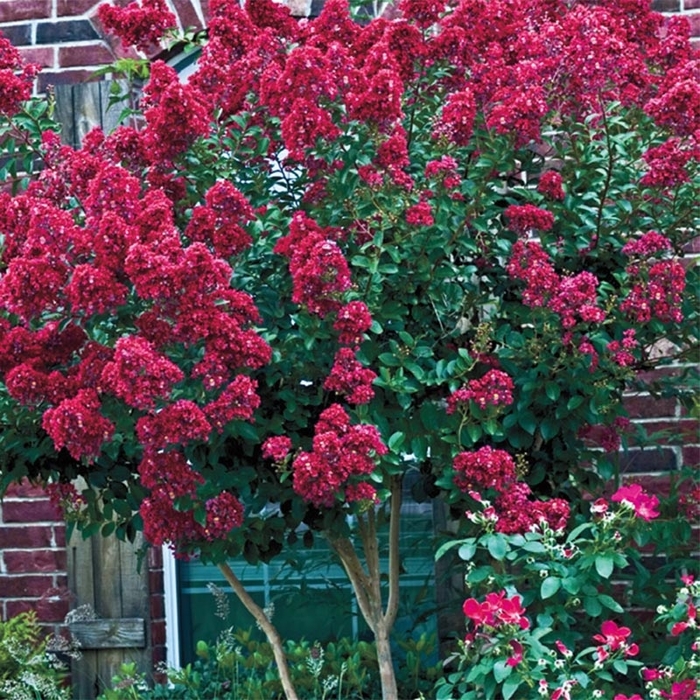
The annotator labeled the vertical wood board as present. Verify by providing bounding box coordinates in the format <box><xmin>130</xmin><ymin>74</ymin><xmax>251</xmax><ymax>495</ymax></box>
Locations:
<box><xmin>54</xmin><ymin>81</ymin><xmax>152</xmax><ymax>700</ymax></box>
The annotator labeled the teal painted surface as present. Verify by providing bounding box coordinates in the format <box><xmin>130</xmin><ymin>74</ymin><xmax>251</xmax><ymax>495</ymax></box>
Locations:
<box><xmin>177</xmin><ymin>498</ymin><xmax>438</xmax><ymax>663</ymax></box>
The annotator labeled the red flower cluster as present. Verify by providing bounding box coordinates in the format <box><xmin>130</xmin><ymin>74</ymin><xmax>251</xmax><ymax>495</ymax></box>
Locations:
<box><xmin>447</xmin><ymin>369</ymin><xmax>514</xmax><ymax>414</ymax></box>
<box><xmin>324</xmin><ymin>348</ymin><xmax>377</xmax><ymax>405</ymax></box>
<box><xmin>611</xmin><ymin>483</ymin><xmax>660</xmax><ymax>521</ymax></box>
<box><xmin>139</xmin><ymin>451</ymin><xmax>244</xmax><ymax>548</ymax></box>
<box><xmin>452</xmin><ymin>447</ymin><xmax>517</xmax><ymax>493</ymax></box>
<box><xmin>262</xmin><ymin>436</ymin><xmax>293</xmax><ymax>463</ymax></box>
<box><xmin>136</xmin><ymin>400</ymin><xmax>212</xmax><ymax>451</ymax></box>
<box><xmin>593</xmin><ymin>620</ymin><xmax>639</xmax><ymax>663</ymax></box>
<box><xmin>42</xmin><ymin>389</ymin><xmax>115</xmax><ymax>462</ymax></box>
<box><xmin>537</xmin><ymin>170</ymin><xmax>565</xmax><ymax>201</ymax></box>
<box><xmin>621</xmin><ymin>259</ymin><xmax>686</xmax><ymax>324</ymax></box>
<box><xmin>504</xmin><ymin>204</ymin><xmax>555</xmax><ymax>235</ymax></box>
<box><xmin>292</xmin><ymin>404</ymin><xmax>386</xmax><ymax>508</ymax></box>
<box><xmin>186</xmin><ymin>181</ymin><xmax>255</xmax><ymax>258</ymax></box>
<box><xmin>0</xmin><ymin>32</ymin><xmax>40</xmax><ymax>116</ymax></box>
<box><xmin>140</xmin><ymin>61</ymin><xmax>211</xmax><ymax>164</ymax></box>
<box><xmin>606</xmin><ymin>329</ymin><xmax>638</xmax><ymax>368</ymax></box>
<box><xmin>454</xmin><ymin>448</ymin><xmax>570</xmax><ymax>534</ymax></box>
<box><xmin>493</xmin><ymin>483</ymin><xmax>570</xmax><ymax>535</ymax></box>
<box><xmin>622</xmin><ymin>231</ymin><xmax>673</xmax><ymax>257</ymax></box>
<box><xmin>405</xmin><ymin>201</ymin><xmax>434</xmax><ymax>227</ymax></box>
<box><xmin>97</xmin><ymin>0</ymin><xmax>176</xmax><ymax>53</ymax></box>
<box><xmin>641</xmin><ymin>137</ymin><xmax>699</xmax><ymax>189</ymax></box>
<box><xmin>101</xmin><ymin>336</ymin><xmax>184</xmax><ymax>410</ymax></box>
<box><xmin>274</xmin><ymin>212</ymin><xmax>351</xmax><ymax>317</ymax></box>
<box><xmin>333</xmin><ymin>301</ymin><xmax>373</xmax><ymax>347</ymax></box>
<box><xmin>507</xmin><ymin>241</ymin><xmax>607</xmax><ymax>332</ymax></box>
<box><xmin>462</xmin><ymin>591</ymin><xmax>529</xmax><ymax>631</ymax></box>
<box><xmin>204</xmin><ymin>375</ymin><xmax>261</xmax><ymax>431</ymax></box>
<box><xmin>433</xmin><ymin>89</ymin><xmax>476</xmax><ymax>146</ymax></box>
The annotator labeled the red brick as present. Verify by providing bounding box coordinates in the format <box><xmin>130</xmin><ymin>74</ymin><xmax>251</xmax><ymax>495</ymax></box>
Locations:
<box><xmin>0</xmin><ymin>574</ymin><xmax>57</xmax><ymax>598</ymax></box>
<box><xmin>6</xmin><ymin>597</ymin><xmax>69</xmax><ymax>623</ymax></box>
<box><xmin>1</xmin><ymin>499</ymin><xmax>62</xmax><ymax>523</ymax></box>
<box><xmin>3</xmin><ymin>549</ymin><xmax>66</xmax><ymax>574</ymax></box>
<box><xmin>152</xmin><ymin>645</ymin><xmax>167</xmax><ymax>678</ymax></box>
<box><xmin>625</xmin><ymin>473</ymin><xmax>672</xmax><ymax>493</ymax></box>
<box><xmin>651</xmin><ymin>0</ymin><xmax>680</xmax><ymax>9</ymax></box>
<box><xmin>629</xmin><ymin>420</ymin><xmax>699</xmax><ymax>446</ymax></box>
<box><xmin>147</xmin><ymin>547</ymin><xmax>163</xmax><ymax>569</ymax></box>
<box><xmin>0</xmin><ymin>0</ymin><xmax>50</xmax><ymax>23</ymax></box>
<box><xmin>623</xmin><ymin>394</ymin><xmax>677</xmax><ymax>420</ymax></box>
<box><xmin>172</xmin><ymin>0</ymin><xmax>204</xmax><ymax>31</ymax></box>
<box><xmin>57</xmin><ymin>0</ymin><xmax>101</xmax><ymax>15</ymax></box>
<box><xmin>151</xmin><ymin>619</ymin><xmax>166</xmax><ymax>646</ymax></box>
<box><xmin>59</xmin><ymin>43</ymin><xmax>115</xmax><ymax>68</ymax></box>
<box><xmin>149</xmin><ymin>570</ymin><xmax>164</xmax><ymax>594</ymax></box>
<box><xmin>4</xmin><ymin>479</ymin><xmax>51</xmax><ymax>499</ymax></box>
<box><xmin>18</xmin><ymin>47</ymin><xmax>55</xmax><ymax>69</ymax></box>
<box><xmin>682</xmin><ymin>445</ymin><xmax>700</xmax><ymax>466</ymax></box>
<box><xmin>688</xmin><ymin>14</ymin><xmax>700</xmax><ymax>37</ymax></box>
<box><xmin>0</xmin><ymin>525</ymin><xmax>53</xmax><ymax>549</ymax></box>
<box><xmin>150</xmin><ymin>593</ymin><xmax>165</xmax><ymax>619</ymax></box>
<box><xmin>54</xmin><ymin>526</ymin><xmax>66</xmax><ymax>547</ymax></box>
<box><xmin>4</xmin><ymin>599</ymin><xmax>34</xmax><ymax>617</ymax></box>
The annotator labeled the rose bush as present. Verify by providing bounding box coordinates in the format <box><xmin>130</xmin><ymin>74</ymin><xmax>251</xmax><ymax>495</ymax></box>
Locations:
<box><xmin>436</xmin><ymin>482</ymin><xmax>699</xmax><ymax>698</ymax></box>
<box><xmin>0</xmin><ymin>0</ymin><xmax>698</xmax><ymax>698</ymax></box>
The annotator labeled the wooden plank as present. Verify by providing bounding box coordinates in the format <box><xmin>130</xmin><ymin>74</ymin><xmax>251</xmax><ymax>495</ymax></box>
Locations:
<box><xmin>69</xmin><ymin>619</ymin><xmax>146</xmax><ymax>649</ymax></box>
<box><xmin>67</xmin><ymin>530</ymin><xmax>99</xmax><ymax>700</ymax></box>
<box><xmin>54</xmin><ymin>80</ymin><xmax>128</xmax><ymax>146</ymax></box>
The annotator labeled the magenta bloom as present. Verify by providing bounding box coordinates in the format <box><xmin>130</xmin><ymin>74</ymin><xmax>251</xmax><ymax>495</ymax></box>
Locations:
<box><xmin>463</xmin><ymin>591</ymin><xmax>529</xmax><ymax>631</ymax></box>
<box><xmin>611</xmin><ymin>483</ymin><xmax>660</xmax><ymax>521</ymax></box>
<box><xmin>593</xmin><ymin>620</ymin><xmax>638</xmax><ymax>656</ymax></box>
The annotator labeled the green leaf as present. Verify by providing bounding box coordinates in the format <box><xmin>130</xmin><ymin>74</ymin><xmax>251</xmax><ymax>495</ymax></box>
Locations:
<box><xmin>492</xmin><ymin>659</ymin><xmax>512</xmax><ymax>683</ymax></box>
<box><xmin>562</xmin><ymin>577</ymin><xmax>581</xmax><ymax>595</ymax></box>
<box><xmin>434</xmin><ymin>539</ymin><xmax>463</xmax><ymax>560</ymax></box>
<box><xmin>518</xmin><ymin>411</ymin><xmax>537</xmax><ymax>435</ymax></box>
<box><xmin>583</xmin><ymin>595</ymin><xmax>603</xmax><ymax>617</ymax></box>
<box><xmin>595</xmin><ymin>554</ymin><xmax>614</xmax><ymax>579</ymax></box>
<box><xmin>485</xmin><ymin>534</ymin><xmax>508</xmax><ymax>561</ymax></box>
<box><xmin>540</xmin><ymin>576</ymin><xmax>561</xmax><ymax>599</ymax></box>
<box><xmin>458</xmin><ymin>541</ymin><xmax>478</xmax><ymax>561</ymax></box>
<box><xmin>387</xmin><ymin>431</ymin><xmax>405</xmax><ymax>451</ymax></box>
<box><xmin>598</xmin><ymin>594</ymin><xmax>624</xmax><ymax>613</ymax></box>
<box><xmin>378</xmin><ymin>353</ymin><xmax>401</xmax><ymax>367</ymax></box>
<box><xmin>545</xmin><ymin>382</ymin><xmax>561</xmax><ymax>401</ymax></box>
<box><xmin>612</xmin><ymin>659</ymin><xmax>628</xmax><ymax>675</ymax></box>
<box><xmin>502</xmin><ymin>675</ymin><xmax>521</xmax><ymax>700</ymax></box>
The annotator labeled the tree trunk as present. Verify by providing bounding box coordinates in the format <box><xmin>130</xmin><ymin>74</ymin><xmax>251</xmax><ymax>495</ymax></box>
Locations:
<box><xmin>375</xmin><ymin>622</ymin><xmax>399</xmax><ymax>700</ymax></box>
<box><xmin>218</xmin><ymin>561</ymin><xmax>299</xmax><ymax>700</ymax></box>
<box><xmin>326</xmin><ymin>476</ymin><xmax>403</xmax><ymax>700</ymax></box>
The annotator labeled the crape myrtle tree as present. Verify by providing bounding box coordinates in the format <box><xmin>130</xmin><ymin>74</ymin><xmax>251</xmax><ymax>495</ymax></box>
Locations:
<box><xmin>0</xmin><ymin>0</ymin><xmax>698</xmax><ymax>698</ymax></box>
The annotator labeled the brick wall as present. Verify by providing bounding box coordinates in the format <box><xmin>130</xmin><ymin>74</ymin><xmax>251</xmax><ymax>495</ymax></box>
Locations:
<box><xmin>0</xmin><ymin>480</ymin><xmax>68</xmax><ymax>636</ymax></box>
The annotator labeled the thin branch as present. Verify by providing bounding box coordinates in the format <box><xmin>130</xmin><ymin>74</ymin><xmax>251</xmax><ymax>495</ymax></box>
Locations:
<box><xmin>384</xmin><ymin>475</ymin><xmax>403</xmax><ymax>629</ymax></box>
<box><xmin>218</xmin><ymin>561</ymin><xmax>299</xmax><ymax>700</ymax></box>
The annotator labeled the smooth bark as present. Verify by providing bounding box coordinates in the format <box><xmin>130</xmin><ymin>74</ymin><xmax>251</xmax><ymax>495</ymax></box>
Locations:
<box><xmin>218</xmin><ymin>561</ymin><xmax>299</xmax><ymax>700</ymax></box>
<box><xmin>326</xmin><ymin>476</ymin><xmax>403</xmax><ymax>700</ymax></box>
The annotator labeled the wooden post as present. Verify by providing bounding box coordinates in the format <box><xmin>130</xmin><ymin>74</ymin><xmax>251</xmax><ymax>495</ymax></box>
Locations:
<box><xmin>67</xmin><ymin>531</ymin><xmax>150</xmax><ymax>700</ymax></box>
<box><xmin>53</xmin><ymin>83</ymin><xmax>151</xmax><ymax>699</ymax></box>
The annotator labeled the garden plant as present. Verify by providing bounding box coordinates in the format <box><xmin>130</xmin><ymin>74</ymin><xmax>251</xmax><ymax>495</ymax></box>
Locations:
<box><xmin>0</xmin><ymin>0</ymin><xmax>698</xmax><ymax>698</ymax></box>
